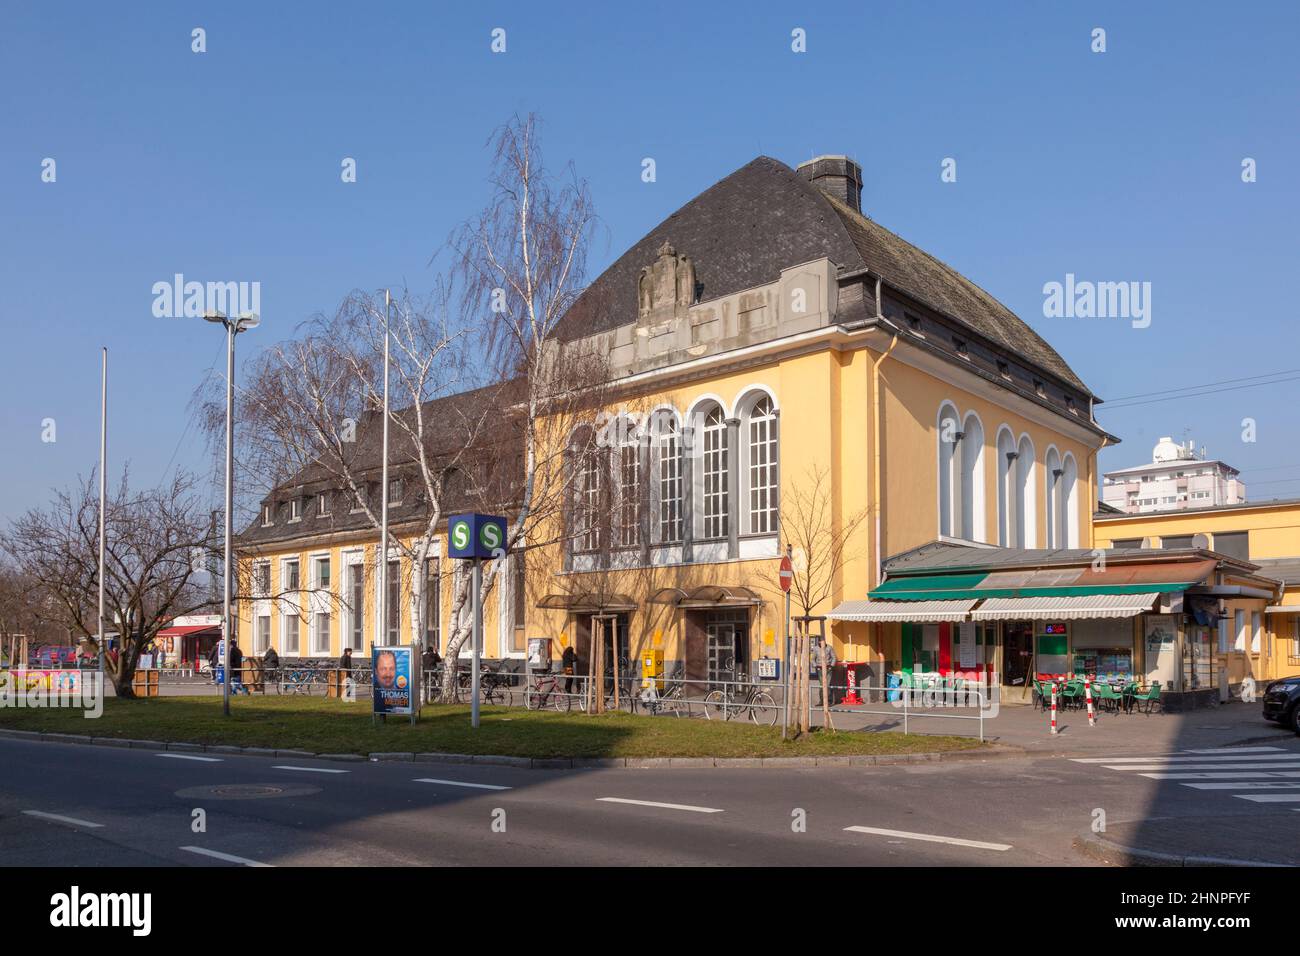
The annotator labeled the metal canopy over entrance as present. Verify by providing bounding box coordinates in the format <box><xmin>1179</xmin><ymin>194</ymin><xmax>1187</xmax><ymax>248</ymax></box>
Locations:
<box><xmin>647</xmin><ymin>585</ymin><xmax>763</xmax><ymax>608</ymax></box>
<box><xmin>828</xmin><ymin>598</ymin><xmax>977</xmax><ymax>623</ymax></box>
<box><xmin>536</xmin><ymin>593</ymin><xmax>638</xmax><ymax>614</ymax></box>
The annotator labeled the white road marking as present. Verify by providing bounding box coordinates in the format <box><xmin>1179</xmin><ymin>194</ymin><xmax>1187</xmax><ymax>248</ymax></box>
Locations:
<box><xmin>844</xmin><ymin>825</ymin><xmax>1011</xmax><ymax>852</ymax></box>
<box><xmin>272</xmin><ymin>765</ymin><xmax>350</xmax><ymax>774</ymax></box>
<box><xmin>22</xmin><ymin>810</ymin><xmax>103</xmax><ymax>829</ymax></box>
<box><xmin>179</xmin><ymin>845</ymin><xmax>273</xmax><ymax>867</ymax></box>
<box><xmin>597</xmin><ymin>797</ymin><xmax>723</xmax><ymax>814</ymax></box>
<box><xmin>156</xmin><ymin>753</ymin><xmax>222</xmax><ymax>762</ymax></box>
<box><xmin>1234</xmin><ymin>794</ymin><xmax>1300</xmax><ymax>804</ymax></box>
<box><xmin>1181</xmin><ymin>782</ymin><xmax>1300</xmax><ymax>791</ymax></box>
<box><xmin>1101</xmin><ymin>762</ymin><xmax>1300</xmax><ymax>772</ymax></box>
<box><xmin>1182</xmin><ymin>747</ymin><xmax>1285</xmax><ymax>755</ymax></box>
<box><xmin>413</xmin><ymin>778</ymin><xmax>511</xmax><ymax>791</ymax></box>
<box><xmin>1074</xmin><ymin>753</ymin><xmax>1298</xmax><ymax>764</ymax></box>
<box><xmin>1140</xmin><ymin>771</ymin><xmax>1300</xmax><ymax>780</ymax></box>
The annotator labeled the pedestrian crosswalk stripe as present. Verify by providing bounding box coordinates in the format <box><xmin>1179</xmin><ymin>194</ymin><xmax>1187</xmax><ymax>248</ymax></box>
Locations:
<box><xmin>1235</xmin><ymin>793</ymin><xmax>1300</xmax><ymax>803</ymax></box>
<box><xmin>1100</xmin><ymin>762</ymin><xmax>1300</xmax><ymax>772</ymax></box>
<box><xmin>1073</xmin><ymin>753</ymin><xmax>1297</xmax><ymax>764</ymax></box>
<box><xmin>1181</xmin><ymin>747</ymin><xmax>1284</xmax><ymax>755</ymax></box>
<box><xmin>1140</xmin><ymin>770</ymin><xmax>1300</xmax><ymax>780</ymax></box>
<box><xmin>1181</xmin><ymin>782</ymin><xmax>1300</xmax><ymax>790</ymax></box>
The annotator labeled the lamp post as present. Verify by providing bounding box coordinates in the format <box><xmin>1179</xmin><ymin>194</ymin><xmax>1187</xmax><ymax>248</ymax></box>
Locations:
<box><xmin>203</xmin><ymin>311</ymin><xmax>259</xmax><ymax>717</ymax></box>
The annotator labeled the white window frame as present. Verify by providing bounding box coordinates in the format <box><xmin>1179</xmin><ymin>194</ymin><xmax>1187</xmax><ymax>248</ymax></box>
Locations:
<box><xmin>289</xmin><ymin>498</ymin><xmax>302</xmax><ymax>522</ymax></box>
<box><xmin>742</xmin><ymin>395</ymin><xmax>778</xmax><ymax>536</ymax></box>
<box><xmin>700</xmin><ymin>405</ymin><xmax>729</xmax><ymax>541</ymax></box>
<box><xmin>281</xmin><ymin>558</ymin><xmax>302</xmax><ymax>656</ymax></box>
<box><xmin>1251</xmin><ymin>611</ymin><xmax>1261</xmax><ymax>654</ymax></box>
<box><xmin>318</xmin><ymin>492</ymin><xmax>331</xmax><ymax>517</ymax></box>
<box><xmin>616</xmin><ymin>420</ymin><xmax>642</xmax><ymax>549</ymax></box>
<box><xmin>1234</xmin><ymin>609</ymin><xmax>1246</xmax><ymax>652</ymax></box>
<box><xmin>255</xmin><ymin>613</ymin><xmax>271</xmax><ymax>655</ymax></box>
<box><xmin>344</xmin><ymin>551</ymin><xmax>365</xmax><ymax>653</ymax></box>
<box><xmin>652</xmin><ymin>410</ymin><xmax>683</xmax><ymax>545</ymax></box>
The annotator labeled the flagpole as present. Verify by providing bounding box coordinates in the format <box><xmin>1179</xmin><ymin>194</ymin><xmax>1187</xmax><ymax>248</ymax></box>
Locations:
<box><xmin>378</xmin><ymin>290</ymin><xmax>391</xmax><ymax>648</ymax></box>
<box><xmin>98</xmin><ymin>348</ymin><xmax>107</xmax><ymax>677</ymax></box>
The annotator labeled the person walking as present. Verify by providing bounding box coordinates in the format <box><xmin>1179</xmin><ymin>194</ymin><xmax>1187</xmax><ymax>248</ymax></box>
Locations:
<box><xmin>229</xmin><ymin>640</ymin><xmax>246</xmax><ymax>695</ymax></box>
<box><xmin>562</xmin><ymin>642</ymin><xmax>578</xmax><ymax>696</ymax></box>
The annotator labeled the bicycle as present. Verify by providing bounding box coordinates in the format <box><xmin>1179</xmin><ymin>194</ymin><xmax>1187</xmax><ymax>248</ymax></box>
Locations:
<box><xmin>703</xmin><ymin>667</ymin><xmax>777</xmax><ymax>726</ymax></box>
<box><xmin>281</xmin><ymin>663</ymin><xmax>316</xmax><ymax>695</ymax></box>
<box><xmin>637</xmin><ymin>669</ymin><xmax>687</xmax><ymax>717</ymax></box>
<box><xmin>524</xmin><ymin>671</ymin><xmax>572</xmax><ymax>712</ymax></box>
<box><xmin>480</xmin><ymin>663</ymin><xmax>513</xmax><ymax>705</ymax></box>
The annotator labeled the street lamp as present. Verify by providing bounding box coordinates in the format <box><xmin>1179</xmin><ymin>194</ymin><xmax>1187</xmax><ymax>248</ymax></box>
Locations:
<box><xmin>203</xmin><ymin>310</ymin><xmax>259</xmax><ymax>717</ymax></box>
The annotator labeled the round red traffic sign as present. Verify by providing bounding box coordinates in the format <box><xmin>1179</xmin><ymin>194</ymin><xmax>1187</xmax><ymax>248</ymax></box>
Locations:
<box><xmin>778</xmin><ymin>554</ymin><xmax>793</xmax><ymax>593</ymax></box>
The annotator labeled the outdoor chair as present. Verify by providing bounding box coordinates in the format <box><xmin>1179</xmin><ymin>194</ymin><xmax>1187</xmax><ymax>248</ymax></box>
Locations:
<box><xmin>1060</xmin><ymin>680</ymin><xmax>1084</xmax><ymax>710</ymax></box>
<box><xmin>1095</xmin><ymin>682</ymin><xmax>1124</xmax><ymax>713</ymax></box>
<box><xmin>1131</xmin><ymin>681</ymin><xmax>1162</xmax><ymax>715</ymax></box>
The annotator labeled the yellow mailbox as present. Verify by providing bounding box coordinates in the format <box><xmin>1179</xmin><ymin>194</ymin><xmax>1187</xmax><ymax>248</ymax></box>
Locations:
<box><xmin>641</xmin><ymin>648</ymin><xmax>665</xmax><ymax>690</ymax></box>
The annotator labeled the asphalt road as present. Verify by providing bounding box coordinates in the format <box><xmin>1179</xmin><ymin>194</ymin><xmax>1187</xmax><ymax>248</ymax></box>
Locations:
<box><xmin>3</xmin><ymin>736</ymin><xmax>1297</xmax><ymax>866</ymax></box>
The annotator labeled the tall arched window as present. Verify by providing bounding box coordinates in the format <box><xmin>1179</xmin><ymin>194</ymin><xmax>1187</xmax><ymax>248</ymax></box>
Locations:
<box><xmin>960</xmin><ymin>413</ymin><xmax>985</xmax><ymax>542</ymax></box>
<box><xmin>1059</xmin><ymin>453</ymin><xmax>1078</xmax><ymax>547</ymax></box>
<box><xmin>997</xmin><ymin>428</ymin><xmax>1018</xmax><ymax>547</ymax></box>
<box><xmin>1044</xmin><ymin>447</ymin><xmax>1062</xmax><ymax>548</ymax></box>
<box><xmin>651</xmin><ymin>410</ymin><xmax>683</xmax><ymax>544</ymax></box>
<box><xmin>572</xmin><ymin>429</ymin><xmax>602</xmax><ymax>553</ymax></box>
<box><xmin>700</xmin><ymin>405</ymin><xmax>729</xmax><ymax>540</ymax></box>
<box><xmin>1017</xmin><ymin>435</ymin><xmax>1036</xmax><ymax>547</ymax></box>
<box><xmin>615</xmin><ymin>417</ymin><xmax>641</xmax><ymax>548</ymax></box>
<box><xmin>937</xmin><ymin>404</ymin><xmax>961</xmax><ymax>537</ymax></box>
<box><xmin>741</xmin><ymin>394</ymin><xmax>779</xmax><ymax>535</ymax></box>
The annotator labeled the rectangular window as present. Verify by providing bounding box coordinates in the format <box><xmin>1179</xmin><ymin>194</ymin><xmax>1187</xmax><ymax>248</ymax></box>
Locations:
<box><xmin>284</xmin><ymin>559</ymin><xmax>300</xmax><ymax>591</ymax></box>
<box><xmin>389</xmin><ymin>478</ymin><xmax>403</xmax><ymax>504</ymax></box>
<box><xmin>703</xmin><ymin>415</ymin><xmax>728</xmax><ymax>540</ymax></box>
<box><xmin>256</xmin><ymin>615</ymin><xmax>271</xmax><ymax>655</ymax></box>
<box><xmin>386</xmin><ymin>560</ymin><xmax>400</xmax><ymax>644</ymax></box>
<box><xmin>1217</xmin><ymin>617</ymin><xmax>1229</xmax><ymax>654</ymax></box>
<box><xmin>423</xmin><ymin>557</ymin><xmax>440</xmax><ymax>651</ymax></box>
<box><xmin>1161</xmin><ymin>535</ymin><xmax>1194</xmax><ymax>550</ymax></box>
<box><xmin>512</xmin><ymin>549</ymin><xmax>526</xmax><ymax>653</ymax></box>
<box><xmin>1234</xmin><ymin>609</ymin><xmax>1246</xmax><ymax>652</ymax></box>
<box><xmin>289</xmin><ymin>498</ymin><xmax>302</xmax><ymax>521</ymax></box>
<box><xmin>318</xmin><ymin>492</ymin><xmax>331</xmax><ymax>516</ymax></box>
<box><xmin>747</xmin><ymin>406</ymin><xmax>777</xmax><ymax>534</ymax></box>
<box><xmin>618</xmin><ymin>441</ymin><xmax>641</xmax><ymax>548</ymax></box>
<box><xmin>261</xmin><ymin>505</ymin><xmax>273</xmax><ymax>526</ymax></box>
<box><xmin>576</xmin><ymin>450</ymin><xmax>602</xmax><ymax>552</ymax></box>
<box><xmin>254</xmin><ymin>562</ymin><xmax>270</xmax><ymax>595</ymax></box>
<box><xmin>1251</xmin><ymin>611</ymin><xmax>1261</xmax><ymax>654</ymax></box>
<box><xmin>313</xmin><ymin>612</ymin><xmax>331</xmax><ymax>655</ymax></box>
<box><xmin>1110</xmin><ymin>538</ymin><xmax>1142</xmax><ymax>550</ymax></box>
<box><xmin>658</xmin><ymin>428</ymin><xmax>682</xmax><ymax>544</ymax></box>
<box><xmin>284</xmin><ymin>613</ymin><xmax>300</xmax><ymax>654</ymax></box>
<box><xmin>315</xmin><ymin>556</ymin><xmax>331</xmax><ymax>590</ymax></box>
<box><xmin>349</xmin><ymin>489</ymin><xmax>363</xmax><ymax>513</ymax></box>
<box><xmin>347</xmin><ymin>563</ymin><xmax>364</xmax><ymax>652</ymax></box>
<box><xmin>1213</xmin><ymin>531</ymin><xmax>1249</xmax><ymax>561</ymax></box>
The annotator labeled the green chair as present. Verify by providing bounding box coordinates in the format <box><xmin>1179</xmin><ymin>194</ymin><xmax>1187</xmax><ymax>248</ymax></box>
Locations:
<box><xmin>1095</xmin><ymin>682</ymin><xmax>1124</xmax><ymax>713</ymax></box>
<box><xmin>1131</xmin><ymin>681</ymin><xmax>1162</xmax><ymax>715</ymax></box>
<box><xmin>1061</xmin><ymin>679</ymin><xmax>1084</xmax><ymax>709</ymax></box>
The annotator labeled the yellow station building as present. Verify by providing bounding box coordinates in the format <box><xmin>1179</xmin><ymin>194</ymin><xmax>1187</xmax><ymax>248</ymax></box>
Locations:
<box><xmin>233</xmin><ymin>153</ymin><xmax>1287</xmax><ymax>706</ymax></box>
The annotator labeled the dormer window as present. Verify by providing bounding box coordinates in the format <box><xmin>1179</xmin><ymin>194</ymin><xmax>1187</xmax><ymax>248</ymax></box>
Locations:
<box><xmin>997</xmin><ymin>360</ymin><xmax>1011</xmax><ymax>380</ymax></box>
<box><xmin>1066</xmin><ymin>396</ymin><xmax>1078</xmax><ymax>415</ymax></box>
<box><xmin>289</xmin><ymin>498</ymin><xmax>303</xmax><ymax>522</ymax></box>
<box><xmin>318</xmin><ymin>492</ymin><xmax>331</xmax><ymax>517</ymax></box>
<box><xmin>953</xmin><ymin>337</ymin><xmax>968</xmax><ymax>357</ymax></box>
<box><xmin>349</xmin><ymin>488</ymin><xmax>364</xmax><ymax>513</ymax></box>
<box><xmin>389</xmin><ymin>478</ymin><xmax>404</xmax><ymax>505</ymax></box>
<box><xmin>1033</xmin><ymin>379</ymin><xmax>1046</xmax><ymax>398</ymax></box>
<box><xmin>261</xmin><ymin>504</ymin><xmax>273</xmax><ymax>527</ymax></box>
<box><xmin>905</xmin><ymin>312</ymin><xmax>922</xmax><ymax>333</ymax></box>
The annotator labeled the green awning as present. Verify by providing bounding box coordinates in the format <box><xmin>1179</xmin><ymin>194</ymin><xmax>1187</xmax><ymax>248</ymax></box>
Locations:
<box><xmin>869</xmin><ymin>572</ymin><xmax>1203</xmax><ymax>602</ymax></box>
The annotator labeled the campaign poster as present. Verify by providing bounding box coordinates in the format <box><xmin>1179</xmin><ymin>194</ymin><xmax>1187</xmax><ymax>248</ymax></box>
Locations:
<box><xmin>372</xmin><ymin>645</ymin><xmax>414</xmax><ymax>715</ymax></box>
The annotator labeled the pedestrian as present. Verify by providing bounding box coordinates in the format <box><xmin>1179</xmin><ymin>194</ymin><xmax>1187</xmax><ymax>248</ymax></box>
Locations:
<box><xmin>262</xmin><ymin>643</ymin><xmax>280</xmax><ymax>691</ymax></box>
<box><xmin>562</xmin><ymin>642</ymin><xmax>578</xmax><ymax>695</ymax></box>
<box><xmin>340</xmin><ymin>646</ymin><xmax>353</xmax><ymax>673</ymax></box>
<box><xmin>229</xmin><ymin>640</ymin><xmax>246</xmax><ymax>694</ymax></box>
<box><xmin>157</xmin><ymin>643</ymin><xmax>167</xmax><ymax>671</ymax></box>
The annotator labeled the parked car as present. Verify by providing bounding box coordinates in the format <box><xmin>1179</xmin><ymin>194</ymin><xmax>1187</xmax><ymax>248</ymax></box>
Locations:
<box><xmin>1262</xmin><ymin>676</ymin><xmax>1300</xmax><ymax>734</ymax></box>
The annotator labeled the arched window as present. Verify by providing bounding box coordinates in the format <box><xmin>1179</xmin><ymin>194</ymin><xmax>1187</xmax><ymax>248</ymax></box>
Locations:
<box><xmin>937</xmin><ymin>404</ymin><xmax>961</xmax><ymax>537</ymax></box>
<box><xmin>1017</xmin><ymin>435</ymin><xmax>1035</xmax><ymax>547</ymax></box>
<box><xmin>741</xmin><ymin>394</ymin><xmax>779</xmax><ymax>535</ymax></box>
<box><xmin>1044</xmin><ymin>447</ymin><xmax>1062</xmax><ymax>548</ymax></box>
<box><xmin>615</xmin><ymin>417</ymin><xmax>641</xmax><ymax>548</ymax></box>
<box><xmin>997</xmin><ymin>428</ymin><xmax>1018</xmax><ymax>547</ymax></box>
<box><xmin>959</xmin><ymin>413</ymin><xmax>985</xmax><ymax>542</ymax></box>
<box><xmin>651</xmin><ymin>410</ymin><xmax>683</xmax><ymax>544</ymax></box>
<box><xmin>700</xmin><ymin>405</ymin><xmax>729</xmax><ymax>540</ymax></box>
<box><xmin>1059</xmin><ymin>453</ymin><xmax>1078</xmax><ymax>547</ymax></box>
<box><xmin>572</xmin><ymin>428</ymin><xmax>602</xmax><ymax>553</ymax></box>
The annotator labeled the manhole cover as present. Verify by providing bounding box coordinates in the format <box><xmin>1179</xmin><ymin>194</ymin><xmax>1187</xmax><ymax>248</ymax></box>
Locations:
<box><xmin>175</xmin><ymin>783</ymin><xmax>321</xmax><ymax>801</ymax></box>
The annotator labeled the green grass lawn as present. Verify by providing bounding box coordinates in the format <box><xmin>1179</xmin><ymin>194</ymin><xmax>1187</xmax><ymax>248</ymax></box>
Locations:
<box><xmin>0</xmin><ymin>695</ymin><xmax>984</xmax><ymax>759</ymax></box>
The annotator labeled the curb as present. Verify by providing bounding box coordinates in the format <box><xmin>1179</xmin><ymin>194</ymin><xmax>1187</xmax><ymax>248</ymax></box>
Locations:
<box><xmin>0</xmin><ymin>727</ymin><xmax>1015</xmax><ymax>770</ymax></box>
<box><xmin>1073</xmin><ymin>832</ymin><xmax>1292</xmax><ymax>868</ymax></box>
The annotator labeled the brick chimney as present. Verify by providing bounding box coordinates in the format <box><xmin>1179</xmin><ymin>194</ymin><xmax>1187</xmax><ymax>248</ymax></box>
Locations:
<box><xmin>796</xmin><ymin>155</ymin><xmax>863</xmax><ymax>213</ymax></box>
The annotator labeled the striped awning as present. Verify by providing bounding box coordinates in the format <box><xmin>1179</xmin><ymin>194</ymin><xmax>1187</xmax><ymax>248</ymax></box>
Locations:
<box><xmin>828</xmin><ymin>598</ymin><xmax>978</xmax><ymax>623</ymax></box>
<box><xmin>970</xmin><ymin>593</ymin><xmax>1160</xmax><ymax>622</ymax></box>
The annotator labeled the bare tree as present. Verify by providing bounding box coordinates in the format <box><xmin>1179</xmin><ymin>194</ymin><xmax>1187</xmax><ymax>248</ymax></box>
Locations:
<box><xmin>2</xmin><ymin>469</ymin><xmax>216</xmax><ymax>697</ymax></box>
<box><xmin>774</xmin><ymin>465</ymin><xmax>871</xmax><ymax>735</ymax></box>
<box><xmin>439</xmin><ymin>112</ymin><xmax>610</xmax><ymax>696</ymax></box>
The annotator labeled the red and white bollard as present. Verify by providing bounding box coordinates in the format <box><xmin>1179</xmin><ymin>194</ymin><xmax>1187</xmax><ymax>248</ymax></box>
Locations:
<box><xmin>1050</xmin><ymin>681</ymin><xmax>1058</xmax><ymax>735</ymax></box>
<box><xmin>1085</xmin><ymin>679</ymin><xmax>1095</xmax><ymax>727</ymax></box>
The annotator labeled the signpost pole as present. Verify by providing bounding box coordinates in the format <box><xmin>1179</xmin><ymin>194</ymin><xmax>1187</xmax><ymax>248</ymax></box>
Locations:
<box><xmin>471</xmin><ymin>556</ymin><xmax>482</xmax><ymax>729</ymax></box>
<box><xmin>780</xmin><ymin>546</ymin><xmax>793</xmax><ymax>740</ymax></box>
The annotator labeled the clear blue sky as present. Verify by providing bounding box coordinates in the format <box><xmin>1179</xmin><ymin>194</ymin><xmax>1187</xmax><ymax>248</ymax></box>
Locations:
<box><xmin>2</xmin><ymin>0</ymin><xmax>1298</xmax><ymax>522</ymax></box>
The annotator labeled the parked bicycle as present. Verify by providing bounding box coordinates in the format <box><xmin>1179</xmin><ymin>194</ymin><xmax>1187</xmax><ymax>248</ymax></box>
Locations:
<box><xmin>637</xmin><ymin>664</ymin><xmax>687</xmax><ymax>717</ymax></box>
<box><xmin>703</xmin><ymin>662</ymin><xmax>777</xmax><ymax>725</ymax></box>
<box><xmin>524</xmin><ymin>671</ymin><xmax>572</xmax><ymax>712</ymax></box>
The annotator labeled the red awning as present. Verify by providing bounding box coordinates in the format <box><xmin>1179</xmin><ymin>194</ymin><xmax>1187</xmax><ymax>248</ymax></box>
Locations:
<box><xmin>157</xmin><ymin>624</ymin><xmax>221</xmax><ymax>639</ymax></box>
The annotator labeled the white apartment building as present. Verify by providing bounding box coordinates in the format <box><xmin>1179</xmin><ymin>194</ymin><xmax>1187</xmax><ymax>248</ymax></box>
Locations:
<box><xmin>1102</xmin><ymin>436</ymin><xmax>1246</xmax><ymax>514</ymax></box>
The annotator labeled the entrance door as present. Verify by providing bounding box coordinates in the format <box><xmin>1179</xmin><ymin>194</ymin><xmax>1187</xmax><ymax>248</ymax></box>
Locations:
<box><xmin>1003</xmin><ymin>622</ymin><xmax>1032</xmax><ymax>686</ymax></box>
<box><xmin>705</xmin><ymin>610</ymin><xmax>749</xmax><ymax>683</ymax></box>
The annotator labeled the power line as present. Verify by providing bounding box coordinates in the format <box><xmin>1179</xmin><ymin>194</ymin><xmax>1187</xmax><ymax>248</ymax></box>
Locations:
<box><xmin>1106</xmin><ymin>368</ymin><xmax>1300</xmax><ymax>404</ymax></box>
<box><xmin>1104</xmin><ymin>373</ymin><xmax>1300</xmax><ymax>410</ymax></box>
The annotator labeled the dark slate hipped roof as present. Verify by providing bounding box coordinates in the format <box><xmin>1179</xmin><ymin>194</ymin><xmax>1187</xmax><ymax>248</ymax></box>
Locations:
<box><xmin>557</xmin><ymin>156</ymin><xmax>1090</xmax><ymax>395</ymax></box>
